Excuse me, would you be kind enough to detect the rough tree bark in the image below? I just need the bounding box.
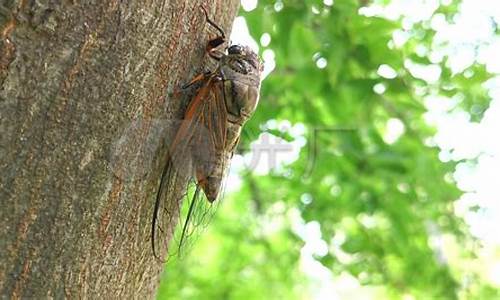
[0,0,239,298]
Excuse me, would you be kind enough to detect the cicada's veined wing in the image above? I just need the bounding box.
[151,75,231,260]
[171,78,232,257]
[151,76,216,260]
[167,180,222,258]
[190,78,232,202]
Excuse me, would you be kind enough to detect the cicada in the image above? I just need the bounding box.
[151,7,263,260]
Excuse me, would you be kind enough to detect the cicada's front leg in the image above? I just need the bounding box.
[181,7,227,90]
[199,6,227,60]
[182,70,212,90]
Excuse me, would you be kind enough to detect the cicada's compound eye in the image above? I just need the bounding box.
[228,45,243,55]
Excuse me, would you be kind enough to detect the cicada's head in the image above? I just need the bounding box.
[222,45,263,85]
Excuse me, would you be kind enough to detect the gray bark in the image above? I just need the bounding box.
[0,0,239,298]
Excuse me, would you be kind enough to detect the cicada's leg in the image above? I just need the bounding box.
[200,6,225,38]
[199,6,227,60]
[206,38,226,61]
[182,70,213,89]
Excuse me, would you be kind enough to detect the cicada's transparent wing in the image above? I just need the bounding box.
[151,157,190,261]
[190,79,230,199]
[169,78,230,258]
[180,78,245,255]
[151,78,215,261]
[152,75,230,261]
[167,181,221,258]
[155,76,236,260]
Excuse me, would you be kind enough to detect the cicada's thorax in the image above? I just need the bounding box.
[198,46,263,202]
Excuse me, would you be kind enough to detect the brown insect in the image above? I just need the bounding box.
[151,7,263,260]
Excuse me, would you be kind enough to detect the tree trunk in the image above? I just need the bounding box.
[0,0,239,298]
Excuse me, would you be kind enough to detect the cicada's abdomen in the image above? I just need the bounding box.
[196,120,242,202]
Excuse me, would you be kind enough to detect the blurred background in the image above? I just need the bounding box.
[158,0,500,299]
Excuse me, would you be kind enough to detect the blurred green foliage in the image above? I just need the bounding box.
[158,0,498,299]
